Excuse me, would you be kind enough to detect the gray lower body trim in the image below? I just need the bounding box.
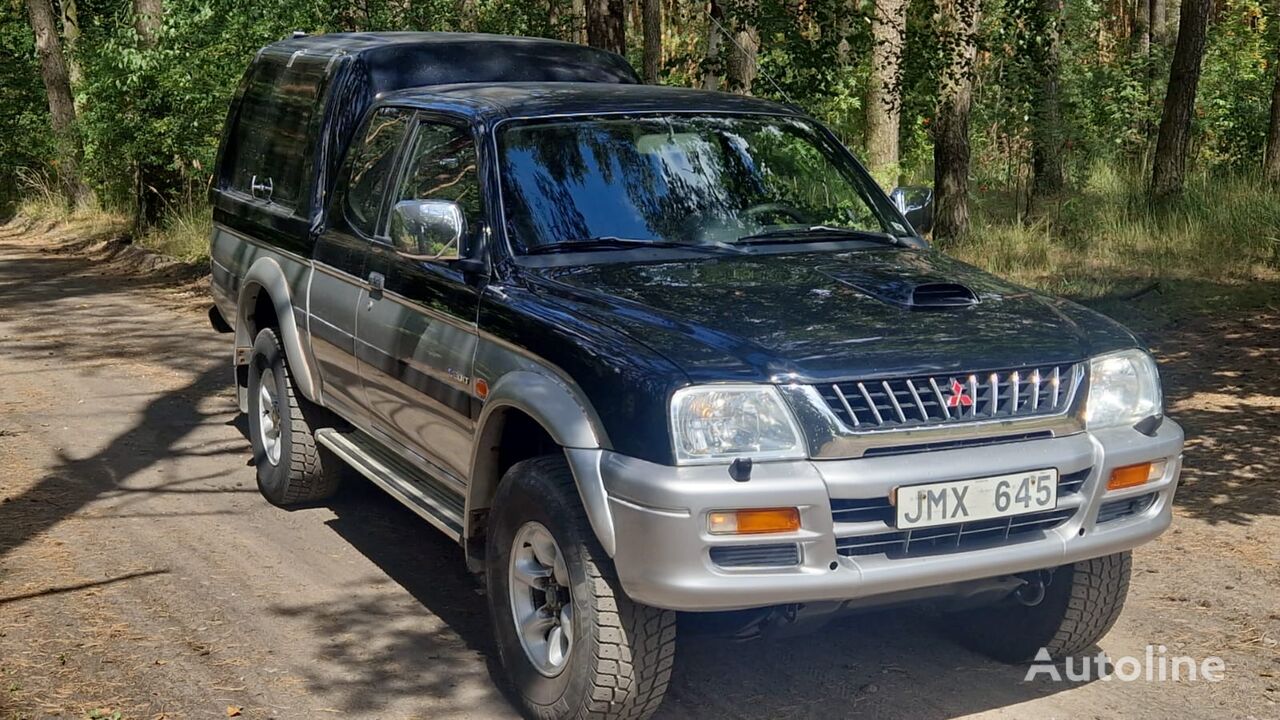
[594,420,1184,612]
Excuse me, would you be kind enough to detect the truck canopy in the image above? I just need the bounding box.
[212,32,639,253]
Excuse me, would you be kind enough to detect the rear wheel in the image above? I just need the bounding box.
[247,327,341,506]
[486,455,676,720]
[948,552,1132,662]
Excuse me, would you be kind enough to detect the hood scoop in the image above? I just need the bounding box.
[817,260,981,310]
[907,282,980,308]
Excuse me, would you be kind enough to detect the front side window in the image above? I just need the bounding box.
[395,122,484,249]
[498,114,907,254]
[345,107,412,237]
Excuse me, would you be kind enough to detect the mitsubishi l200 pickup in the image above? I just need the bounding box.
[208,32,1184,720]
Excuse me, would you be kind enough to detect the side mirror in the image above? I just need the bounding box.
[890,186,934,235]
[389,199,465,261]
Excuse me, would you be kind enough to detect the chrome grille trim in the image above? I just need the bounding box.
[818,363,1082,432]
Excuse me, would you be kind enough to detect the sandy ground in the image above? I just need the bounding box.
[0,219,1276,720]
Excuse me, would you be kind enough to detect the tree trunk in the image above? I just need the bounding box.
[725,24,759,94]
[134,0,163,47]
[572,0,587,43]
[1135,0,1151,56]
[1150,0,1209,201]
[641,0,662,83]
[932,0,981,241]
[1150,0,1169,46]
[702,0,725,90]
[25,0,91,206]
[60,0,82,87]
[457,0,479,32]
[1031,0,1065,196]
[865,0,908,174]
[586,0,625,55]
[1265,48,1280,183]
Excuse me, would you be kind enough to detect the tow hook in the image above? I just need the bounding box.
[1014,569,1054,606]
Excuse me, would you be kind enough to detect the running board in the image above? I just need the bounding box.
[315,428,465,541]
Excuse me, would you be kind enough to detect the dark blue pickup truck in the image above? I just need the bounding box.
[208,32,1184,720]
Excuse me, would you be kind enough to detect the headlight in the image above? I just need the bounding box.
[670,385,805,464]
[1085,349,1163,429]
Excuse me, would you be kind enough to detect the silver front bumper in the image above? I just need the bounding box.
[575,420,1183,612]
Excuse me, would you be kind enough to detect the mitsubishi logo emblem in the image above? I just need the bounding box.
[946,379,973,408]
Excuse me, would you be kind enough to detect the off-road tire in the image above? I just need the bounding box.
[247,328,341,506]
[949,552,1132,663]
[486,455,677,720]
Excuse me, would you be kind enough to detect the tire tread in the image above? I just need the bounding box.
[251,328,340,505]
[494,455,676,720]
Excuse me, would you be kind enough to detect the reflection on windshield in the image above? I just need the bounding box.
[498,115,902,253]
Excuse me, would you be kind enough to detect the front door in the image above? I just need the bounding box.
[356,118,484,484]
[309,106,413,422]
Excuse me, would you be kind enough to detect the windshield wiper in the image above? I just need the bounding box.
[525,236,743,255]
[735,226,901,246]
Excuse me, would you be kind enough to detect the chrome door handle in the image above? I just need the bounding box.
[250,175,273,201]
[368,271,385,298]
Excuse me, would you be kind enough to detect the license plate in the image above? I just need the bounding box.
[894,469,1059,529]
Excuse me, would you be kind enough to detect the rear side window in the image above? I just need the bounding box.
[223,59,326,210]
[344,108,413,237]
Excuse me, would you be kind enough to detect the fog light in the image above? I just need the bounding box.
[1108,460,1166,491]
[708,508,801,535]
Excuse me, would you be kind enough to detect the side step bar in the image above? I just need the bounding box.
[315,428,465,541]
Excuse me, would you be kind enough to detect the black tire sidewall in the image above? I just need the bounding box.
[247,329,293,503]
[487,463,596,714]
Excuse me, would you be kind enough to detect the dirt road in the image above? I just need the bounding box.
[1,221,1276,720]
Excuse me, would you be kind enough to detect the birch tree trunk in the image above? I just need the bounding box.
[865,0,908,174]
[702,0,725,91]
[932,0,981,240]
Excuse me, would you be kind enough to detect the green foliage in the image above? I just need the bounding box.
[0,2,53,211]
[1,0,1277,250]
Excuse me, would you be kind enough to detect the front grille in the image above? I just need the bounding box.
[830,467,1090,559]
[836,507,1075,558]
[1097,492,1157,523]
[819,363,1081,431]
[709,543,801,568]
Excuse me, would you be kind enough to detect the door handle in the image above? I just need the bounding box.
[250,175,273,201]
[368,271,386,299]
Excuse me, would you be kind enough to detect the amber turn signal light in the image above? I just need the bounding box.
[708,508,801,535]
[1107,461,1165,491]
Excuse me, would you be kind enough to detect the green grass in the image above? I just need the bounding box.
[946,164,1280,303]
[135,201,212,262]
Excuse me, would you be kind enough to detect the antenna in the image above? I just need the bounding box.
[704,10,795,106]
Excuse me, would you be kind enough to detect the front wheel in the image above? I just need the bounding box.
[948,552,1132,662]
[486,455,676,720]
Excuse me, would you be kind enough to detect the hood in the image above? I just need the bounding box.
[526,248,1141,383]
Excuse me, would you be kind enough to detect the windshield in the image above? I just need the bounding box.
[497,114,910,254]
